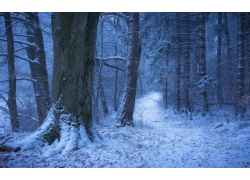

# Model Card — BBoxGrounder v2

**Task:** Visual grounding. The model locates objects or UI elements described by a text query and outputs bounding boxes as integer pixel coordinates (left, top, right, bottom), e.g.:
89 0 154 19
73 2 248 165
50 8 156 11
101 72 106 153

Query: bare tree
217 12 223 107
116 13 141 127
24 12 51 125
4 13 19 131
196 13 209 116
235 12 246 118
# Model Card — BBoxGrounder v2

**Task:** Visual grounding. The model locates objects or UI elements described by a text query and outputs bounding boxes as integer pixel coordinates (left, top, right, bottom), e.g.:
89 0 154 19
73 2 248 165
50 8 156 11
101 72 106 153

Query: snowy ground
1 92 250 168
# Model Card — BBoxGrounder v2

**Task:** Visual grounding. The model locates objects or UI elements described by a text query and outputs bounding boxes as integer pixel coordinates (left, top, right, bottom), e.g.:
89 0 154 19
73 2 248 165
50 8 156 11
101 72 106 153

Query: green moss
37 123 61 145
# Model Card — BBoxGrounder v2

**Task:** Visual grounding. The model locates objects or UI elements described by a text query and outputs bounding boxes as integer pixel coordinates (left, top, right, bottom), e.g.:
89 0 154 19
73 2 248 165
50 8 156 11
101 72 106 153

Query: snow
1 92 250 168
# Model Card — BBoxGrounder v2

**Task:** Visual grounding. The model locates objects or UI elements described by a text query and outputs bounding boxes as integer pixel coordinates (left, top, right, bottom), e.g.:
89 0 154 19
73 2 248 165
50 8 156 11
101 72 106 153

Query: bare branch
0 77 37 83
0 37 36 47
18 113 39 122
0 105 8 113
14 55 41 65
103 62 124 72
0 94 7 104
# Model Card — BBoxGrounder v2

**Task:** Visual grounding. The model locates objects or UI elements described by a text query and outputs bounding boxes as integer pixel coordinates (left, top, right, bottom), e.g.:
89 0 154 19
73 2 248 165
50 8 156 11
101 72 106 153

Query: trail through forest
1 92 250 167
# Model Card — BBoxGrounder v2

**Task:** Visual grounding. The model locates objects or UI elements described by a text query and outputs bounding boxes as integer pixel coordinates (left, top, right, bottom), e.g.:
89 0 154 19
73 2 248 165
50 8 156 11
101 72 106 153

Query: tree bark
223 13 234 101
235 12 246 118
4 12 19 131
24 12 51 125
183 13 191 113
116 13 141 127
196 13 209 116
176 13 181 112
14 13 101 154
217 12 224 107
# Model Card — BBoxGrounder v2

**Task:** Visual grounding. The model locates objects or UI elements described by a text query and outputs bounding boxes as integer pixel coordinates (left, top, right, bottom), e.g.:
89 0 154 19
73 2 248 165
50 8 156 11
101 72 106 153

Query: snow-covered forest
0 12 250 168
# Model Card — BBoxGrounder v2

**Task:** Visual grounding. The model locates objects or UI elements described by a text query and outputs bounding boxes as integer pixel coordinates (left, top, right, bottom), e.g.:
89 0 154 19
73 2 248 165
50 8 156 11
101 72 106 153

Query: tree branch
14 55 41 65
103 62 124 72
95 56 126 62
0 77 37 83
0 37 36 47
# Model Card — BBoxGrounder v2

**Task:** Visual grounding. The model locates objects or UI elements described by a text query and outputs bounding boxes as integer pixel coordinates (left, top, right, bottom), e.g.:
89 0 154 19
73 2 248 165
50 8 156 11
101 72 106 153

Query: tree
196 13 209 116
216 12 224 107
4 13 19 131
14 12 101 153
235 12 246 118
24 12 51 125
182 13 191 113
176 13 181 112
116 13 141 127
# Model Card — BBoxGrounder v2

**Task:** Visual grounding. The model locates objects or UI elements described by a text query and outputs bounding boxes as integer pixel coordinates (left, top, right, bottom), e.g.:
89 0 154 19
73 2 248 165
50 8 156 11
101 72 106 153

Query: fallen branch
215 123 223 129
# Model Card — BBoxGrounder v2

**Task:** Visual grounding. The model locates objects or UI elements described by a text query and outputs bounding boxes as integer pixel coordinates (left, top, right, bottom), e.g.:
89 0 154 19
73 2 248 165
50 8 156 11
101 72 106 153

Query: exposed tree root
12 109 102 156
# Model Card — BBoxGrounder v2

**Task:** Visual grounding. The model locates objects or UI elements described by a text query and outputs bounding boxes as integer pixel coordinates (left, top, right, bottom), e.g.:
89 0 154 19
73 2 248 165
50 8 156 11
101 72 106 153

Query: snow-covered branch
0 37 36 47
0 78 37 83
14 55 41 65
95 56 126 62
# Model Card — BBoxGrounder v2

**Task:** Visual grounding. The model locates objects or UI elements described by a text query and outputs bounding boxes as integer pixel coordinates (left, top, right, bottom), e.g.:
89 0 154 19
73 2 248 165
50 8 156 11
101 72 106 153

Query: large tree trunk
196 13 209 116
4 13 19 131
217 12 224 107
24 13 51 125
235 12 246 118
116 13 141 127
15 13 100 155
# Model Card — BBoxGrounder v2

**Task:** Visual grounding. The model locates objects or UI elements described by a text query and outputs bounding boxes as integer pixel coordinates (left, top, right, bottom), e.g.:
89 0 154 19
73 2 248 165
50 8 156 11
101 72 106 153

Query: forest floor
1 92 250 168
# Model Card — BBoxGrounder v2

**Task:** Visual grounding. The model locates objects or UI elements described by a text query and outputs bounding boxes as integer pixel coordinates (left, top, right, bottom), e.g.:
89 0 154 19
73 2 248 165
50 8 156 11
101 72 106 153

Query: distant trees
0 12 51 132
24 12 51 125
235 12 247 118
3 13 19 131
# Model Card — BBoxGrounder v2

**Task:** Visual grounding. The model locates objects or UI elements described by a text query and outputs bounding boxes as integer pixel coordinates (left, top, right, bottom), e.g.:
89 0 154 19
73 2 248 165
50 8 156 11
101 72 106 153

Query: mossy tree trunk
51 12 100 141
15 13 101 154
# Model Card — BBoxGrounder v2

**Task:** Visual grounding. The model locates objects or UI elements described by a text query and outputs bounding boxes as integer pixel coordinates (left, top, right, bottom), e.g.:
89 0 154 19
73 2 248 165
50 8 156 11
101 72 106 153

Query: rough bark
183 13 191 113
235 12 246 118
176 13 181 112
196 13 209 116
24 12 51 125
217 12 224 107
51 12 100 141
116 13 141 127
223 13 234 100
12 13 101 154
4 13 19 131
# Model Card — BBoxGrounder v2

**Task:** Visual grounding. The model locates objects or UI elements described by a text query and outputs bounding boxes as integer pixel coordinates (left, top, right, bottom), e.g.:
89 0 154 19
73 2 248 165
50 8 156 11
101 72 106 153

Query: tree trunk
217 12 224 107
235 12 246 118
4 13 19 131
16 13 101 154
223 13 234 101
176 13 181 112
116 13 141 127
183 13 191 113
196 13 209 116
24 13 51 125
